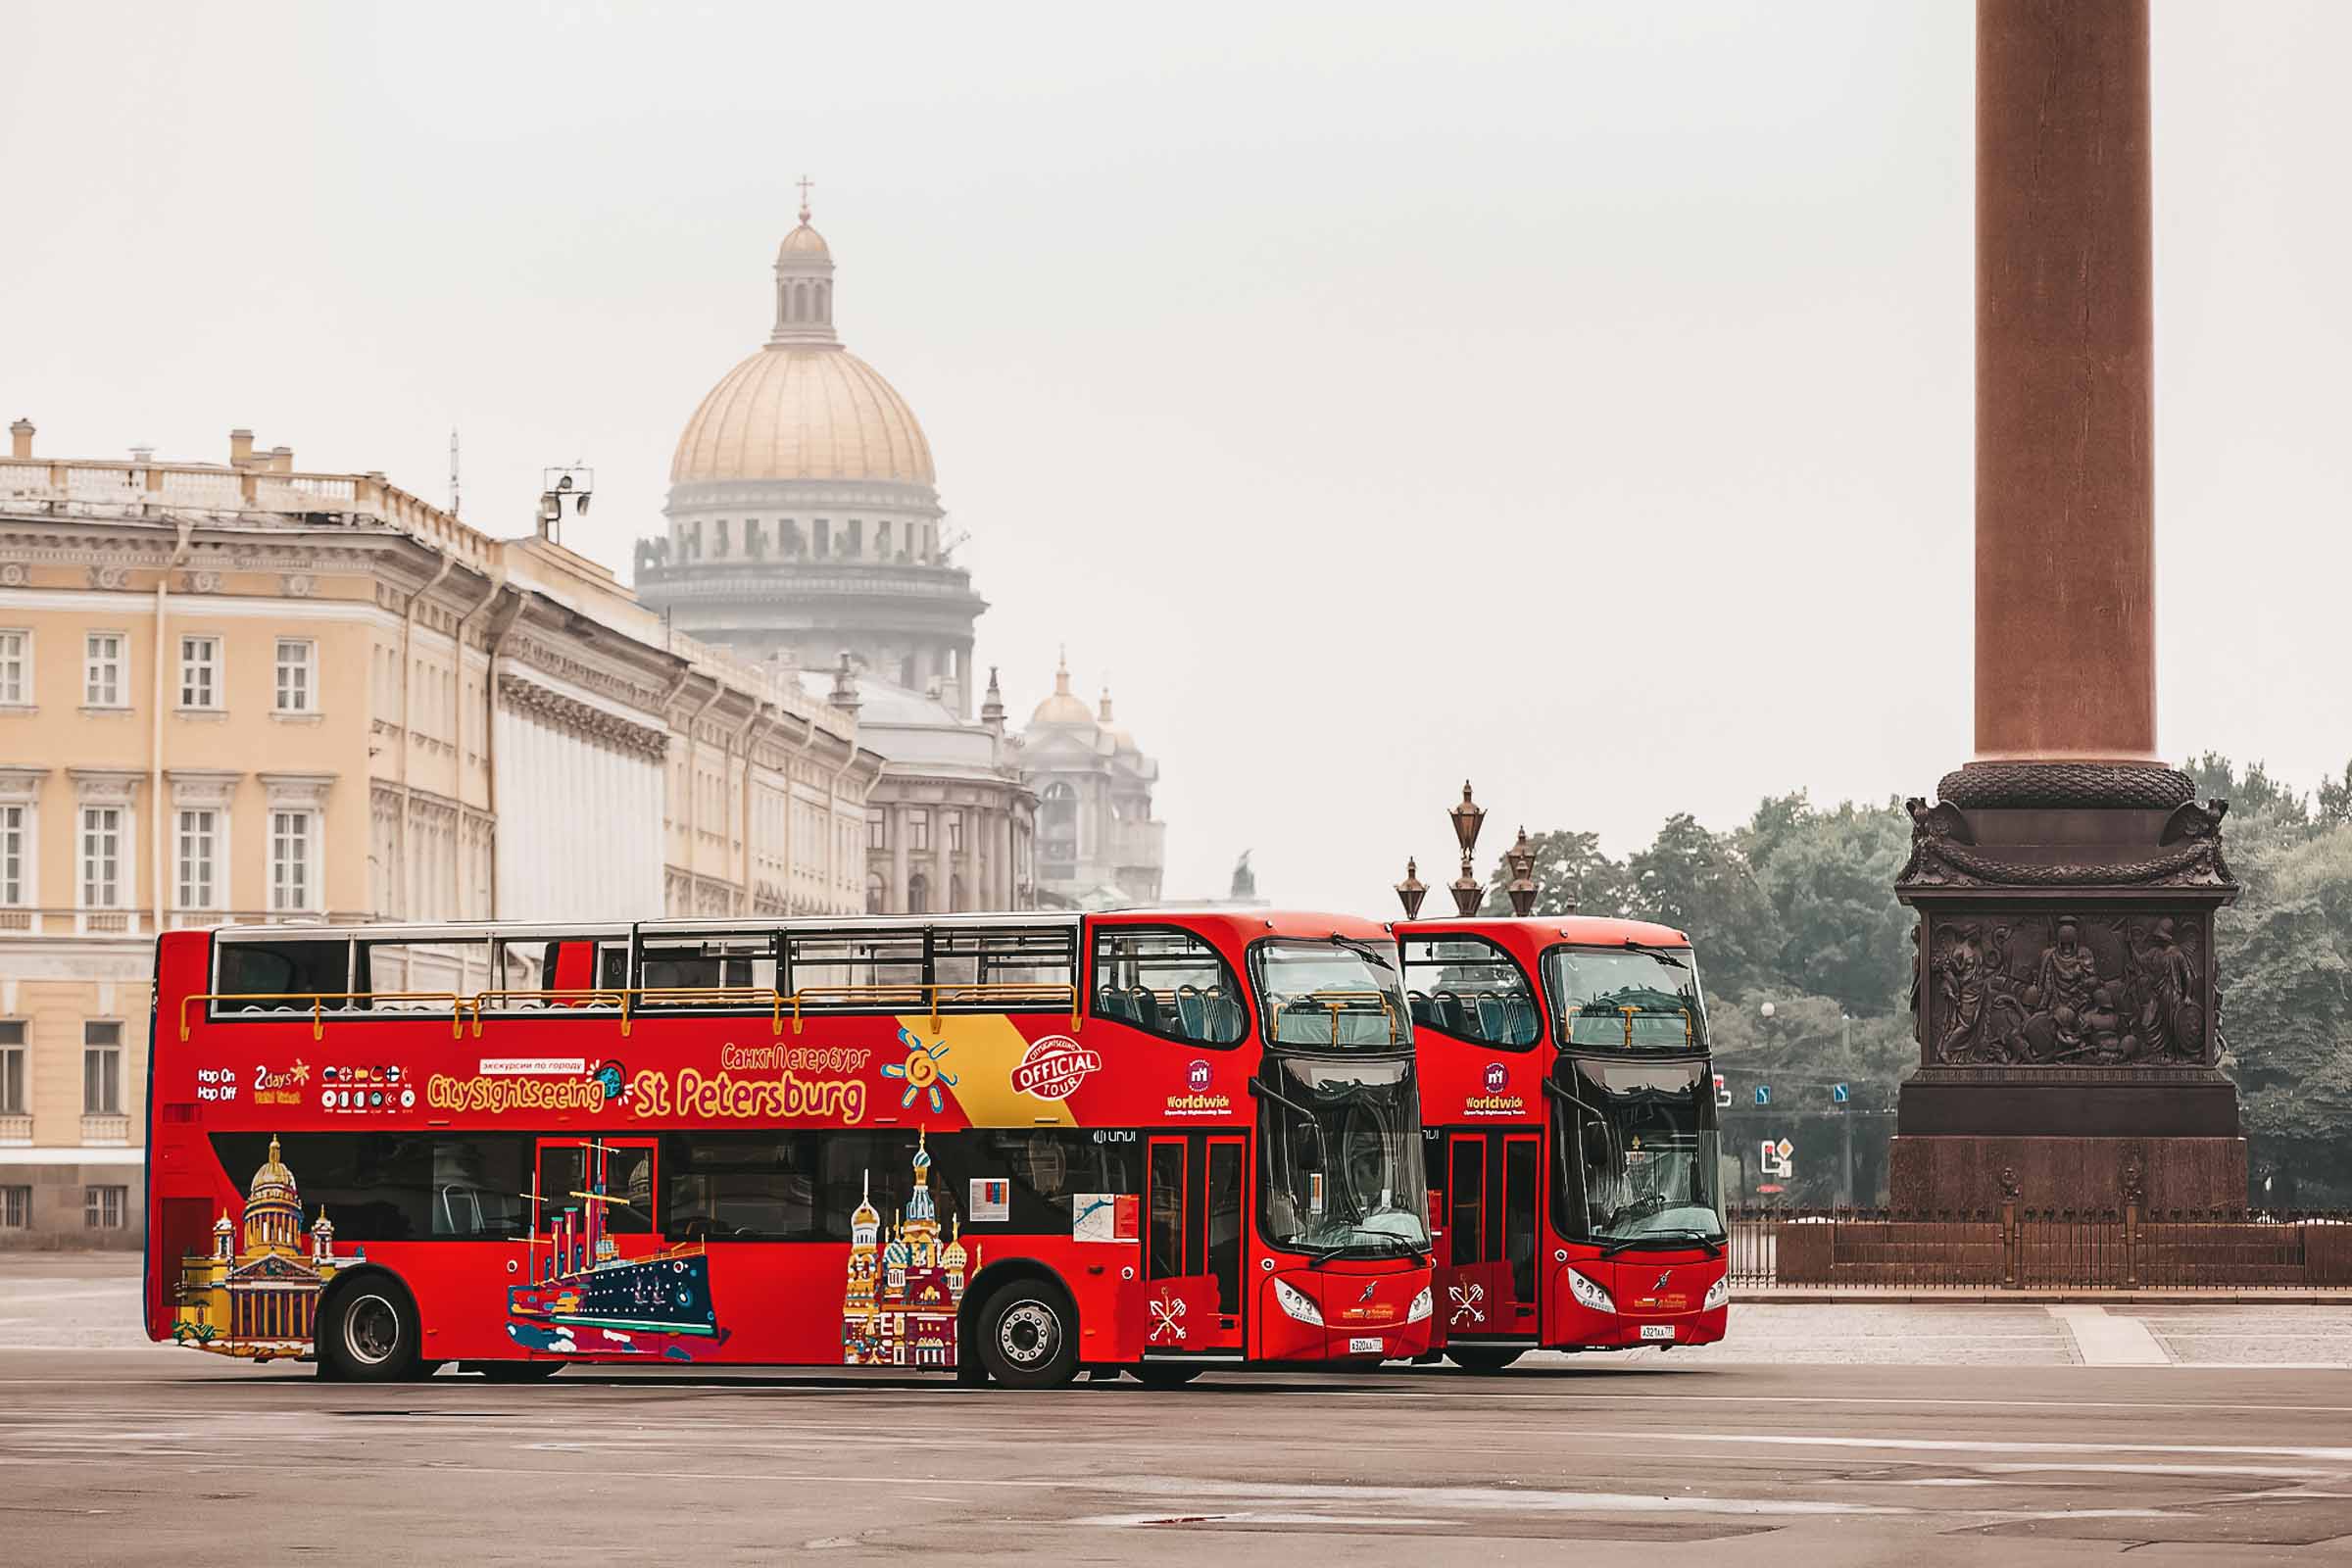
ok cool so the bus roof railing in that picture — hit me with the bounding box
[180,981,1086,1041]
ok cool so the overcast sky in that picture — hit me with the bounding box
[6,3,2346,911]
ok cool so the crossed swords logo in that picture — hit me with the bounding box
[1149,1292,1189,1344]
[1448,1280,1486,1326]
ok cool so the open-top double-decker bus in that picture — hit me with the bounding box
[142,908,1433,1386]
[1398,915,1727,1369]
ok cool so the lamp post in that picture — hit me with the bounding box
[1503,826,1539,916]
[1395,858,1428,920]
[1447,780,1486,916]
[537,466,594,546]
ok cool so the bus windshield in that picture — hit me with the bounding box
[1253,938,1411,1049]
[1550,1057,1725,1249]
[1258,1054,1431,1259]
[1544,944,1707,1051]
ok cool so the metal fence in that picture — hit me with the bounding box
[1728,1204,2352,1290]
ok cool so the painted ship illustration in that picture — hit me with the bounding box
[505,1141,730,1363]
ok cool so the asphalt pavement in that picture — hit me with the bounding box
[4,1254,2350,1565]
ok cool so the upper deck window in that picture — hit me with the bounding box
[1543,943,1707,1052]
[784,929,928,1000]
[1091,926,1247,1047]
[932,925,1077,997]
[636,930,781,1006]
[214,937,352,1009]
[1251,938,1411,1051]
[1401,935,1540,1050]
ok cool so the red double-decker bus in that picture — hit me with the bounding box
[142,909,1433,1387]
[1399,916,1727,1369]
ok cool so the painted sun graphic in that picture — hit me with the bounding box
[880,1027,956,1113]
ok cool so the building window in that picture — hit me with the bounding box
[80,807,122,908]
[813,519,831,559]
[178,634,220,709]
[0,804,25,906]
[866,808,888,851]
[83,1021,122,1115]
[715,518,731,557]
[844,519,862,559]
[270,809,316,911]
[1,1186,27,1229]
[0,628,27,705]
[907,872,929,915]
[84,632,124,708]
[84,1185,126,1230]
[864,870,886,915]
[274,639,316,713]
[0,1020,24,1115]
[948,811,963,854]
[176,808,220,910]
[907,809,930,852]
[877,521,894,559]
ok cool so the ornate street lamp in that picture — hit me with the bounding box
[1448,780,1487,916]
[1504,826,1539,916]
[1395,858,1428,920]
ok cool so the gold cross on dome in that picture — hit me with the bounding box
[796,173,815,220]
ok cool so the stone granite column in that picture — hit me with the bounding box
[1890,0,2244,1213]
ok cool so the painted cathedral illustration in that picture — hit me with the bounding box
[842,1130,975,1368]
[174,1135,344,1358]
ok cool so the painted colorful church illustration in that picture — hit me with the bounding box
[173,1135,343,1359]
[842,1130,975,1368]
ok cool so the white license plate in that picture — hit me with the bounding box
[1348,1336,1384,1355]
[1639,1323,1676,1341]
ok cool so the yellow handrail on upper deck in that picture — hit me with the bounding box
[176,992,471,1043]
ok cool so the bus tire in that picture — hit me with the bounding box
[1444,1346,1525,1373]
[975,1281,1078,1389]
[318,1280,420,1383]
[476,1361,564,1383]
[1129,1362,1203,1388]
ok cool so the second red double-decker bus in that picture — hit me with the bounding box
[1399,916,1728,1369]
[142,908,1433,1387]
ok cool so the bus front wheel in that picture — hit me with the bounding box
[318,1284,420,1383]
[1445,1346,1525,1373]
[976,1282,1078,1389]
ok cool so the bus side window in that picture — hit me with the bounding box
[215,939,350,1011]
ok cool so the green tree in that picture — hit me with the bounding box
[1623,813,1776,999]
[2224,823,2352,1204]
[1742,797,1915,1015]
[1476,828,1631,918]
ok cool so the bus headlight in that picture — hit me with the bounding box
[1406,1286,1433,1324]
[1703,1275,1731,1312]
[1566,1268,1617,1314]
[1273,1277,1324,1326]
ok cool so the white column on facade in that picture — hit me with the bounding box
[890,805,909,913]
[962,807,983,912]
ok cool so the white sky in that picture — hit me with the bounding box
[5,3,2345,910]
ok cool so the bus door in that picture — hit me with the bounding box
[1439,1130,1541,1341]
[1144,1133,1246,1354]
[530,1136,661,1279]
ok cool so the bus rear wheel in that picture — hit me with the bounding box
[474,1361,565,1383]
[976,1281,1078,1389]
[1444,1346,1526,1373]
[1129,1362,1204,1388]
[318,1284,419,1383]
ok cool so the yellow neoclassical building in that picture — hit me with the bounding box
[172,1134,341,1358]
[0,422,884,1244]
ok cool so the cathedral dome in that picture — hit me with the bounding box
[778,220,831,259]
[669,195,936,490]
[1029,655,1092,727]
[670,347,935,487]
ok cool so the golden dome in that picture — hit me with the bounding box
[248,1135,297,1200]
[1029,652,1092,727]
[778,220,831,258]
[670,346,936,487]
